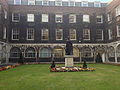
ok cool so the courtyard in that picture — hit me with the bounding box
[0,64,120,90]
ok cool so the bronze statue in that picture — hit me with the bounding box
[65,39,73,55]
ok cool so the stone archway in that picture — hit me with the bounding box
[95,46,105,63]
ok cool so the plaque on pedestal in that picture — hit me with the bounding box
[65,55,74,67]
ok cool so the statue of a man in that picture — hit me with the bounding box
[65,38,73,55]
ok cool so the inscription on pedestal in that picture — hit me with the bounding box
[65,56,74,67]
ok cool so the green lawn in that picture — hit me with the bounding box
[0,64,120,90]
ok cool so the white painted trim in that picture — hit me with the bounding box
[12,13,20,22]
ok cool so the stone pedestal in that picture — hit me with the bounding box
[65,55,74,67]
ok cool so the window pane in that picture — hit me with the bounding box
[83,15,90,22]
[70,29,76,40]
[69,1,75,6]
[83,29,90,40]
[94,2,101,7]
[14,0,21,5]
[56,14,63,23]
[96,29,103,40]
[28,0,35,5]
[40,48,51,58]
[27,14,34,22]
[81,48,92,57]
[56,29,63,40]
[12,28,19,40]
[12,13,20,22]
[10,48,20,57]
[42,14,48,22]
[55,1,62,6]
[54,48,64,58]
[41,29,49,40]
[27,28,34,40]
[25,48,35,57]
[69,14,76,23]
[96,15,103,23]
[82,1,88,7]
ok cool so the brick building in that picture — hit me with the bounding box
[0,0,120,64]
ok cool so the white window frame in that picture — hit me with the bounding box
[94,2,101,7]
[14,0,21,5]
[96,29,103,41]
[83,29,90,40]
[55,14,63,23]
[96,15,103,23]
[83,15,90,23]
[27,14,34,22]
[12,13,20,22]
[81,1,88,7]
[12,28,19,40]
[116,5,120,16]
[28,0,35,5]
[55,0,62,6]
[117,25,120,37]
[3,27,7,39]
[56,29,63,40]
[42,14,49,22]
[27,28,34,40]
[69,29,76,40]
[108,29,112,40]
[41,29,49,40]
[69,14,76,23]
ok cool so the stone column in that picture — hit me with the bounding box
[79,47,81,63]
[105,48,109,63]
[93,47,96,63]
[114,47,118,63]
[5,44,9,64]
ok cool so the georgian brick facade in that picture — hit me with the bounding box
[0,0,120,63]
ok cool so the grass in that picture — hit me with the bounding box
[0,64,120,90]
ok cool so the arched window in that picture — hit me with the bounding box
[10,47,21,58]
[54,47,64,58]
[117,45,120,57]
[40,48,51,58]
[81,47,92,57]
[73,47,79,57]
[25,47,36,58]
[108,47,115,57]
